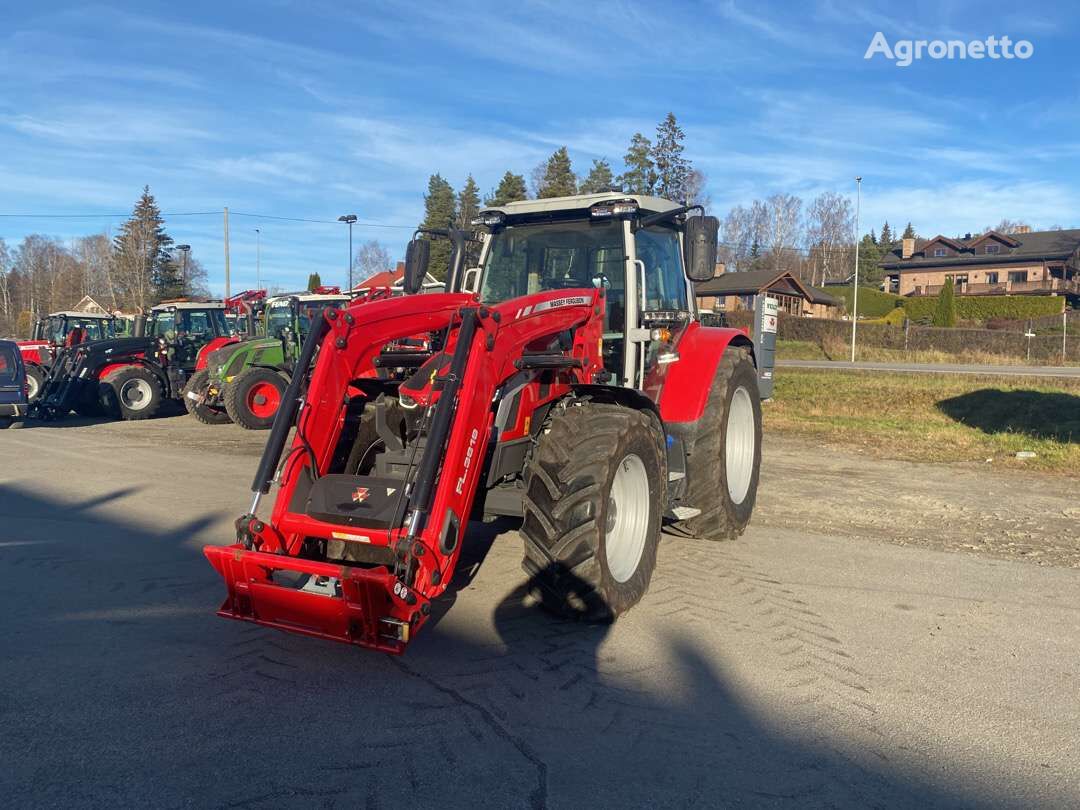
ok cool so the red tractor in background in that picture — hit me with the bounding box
[224,289,267,336]
[204,193,765,654]
[14,311,120,402]
[34,300,238,421]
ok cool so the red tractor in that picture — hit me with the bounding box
[34,301,238,421]
[14,311,120,402]
[204,193,764,653]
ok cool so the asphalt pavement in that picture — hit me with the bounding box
[778,358,1080,378]
[2,421,1079,808]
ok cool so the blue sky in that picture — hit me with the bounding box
[1,1,1077,294]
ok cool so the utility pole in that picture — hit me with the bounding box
[850,176,862,363]
[223,207,231,301]
[255,228,261,291]
[338,214,357,290]
[176,244,191,294]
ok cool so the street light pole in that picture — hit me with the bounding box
[338,214,358,290]
[176,244,191,294]
[254,228,261,290]
[850,176,862,363]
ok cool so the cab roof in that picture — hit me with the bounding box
[47,311,113,319]
[151,301,226,311]
[266,293,351,304]
[482,191,683,219]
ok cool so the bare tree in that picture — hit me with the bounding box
[985,218,1032,234]
[355,240,393,284]
[684,169,710,209]
[806,192,854,286]
[763,193,803,273]
[0,238,11,321]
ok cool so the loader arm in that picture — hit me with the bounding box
[204,288,605,652]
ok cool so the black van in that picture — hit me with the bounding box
[0,339,28,428]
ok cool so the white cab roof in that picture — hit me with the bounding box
[483,191,683,218]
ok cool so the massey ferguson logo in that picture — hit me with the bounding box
[351,487,370,503]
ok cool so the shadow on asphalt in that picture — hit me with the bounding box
[21,400,189,428]
[0,483,1017,808]
[937,388,1080,443]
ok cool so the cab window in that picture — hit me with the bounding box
[635,226,689,314]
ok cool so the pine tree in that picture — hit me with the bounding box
[651,112,691,200]
[306,272,322,291]
[879,221,893,248]
[618,133,656,195]
[902,222,916,240]
[419,174,457,281]
[112,185,175,310]
[933,277,956,327]
[579,159,615,194]
[537,147,577,199]
[455,175,481,230]
[857,233,884,289]
[485,172,528,206]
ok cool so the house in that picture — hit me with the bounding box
[353,262,443,293]
[353,263,405,290]
[71,295,109,315]
[880,228,1080,301]
[695,267,840,318]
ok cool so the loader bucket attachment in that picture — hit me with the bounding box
[203,545,429,654]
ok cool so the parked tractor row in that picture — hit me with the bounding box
[4,193,771,657]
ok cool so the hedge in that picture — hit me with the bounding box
[834,286,905,318]
[904,295,1064,324]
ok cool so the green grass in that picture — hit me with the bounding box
[765,369,1080,475]
[775,339,827,360]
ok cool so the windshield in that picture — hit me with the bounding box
[266,301,293,338]
[46,316,115,344]
[148,308,227,338]
[480,220,623,307]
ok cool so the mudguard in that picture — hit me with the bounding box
[657,321,754,424]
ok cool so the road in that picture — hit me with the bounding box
[778,358,1080,378]
[2,418,1079,808]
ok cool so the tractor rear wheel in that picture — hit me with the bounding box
[100,366,163,421]
[520,402,666,621]
[676,346,761,541]
[183,369,231,425]
[225,367,287,430]
[25,364,45,403]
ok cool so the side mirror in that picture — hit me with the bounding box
[461,267,481,294]
[684,215,720,282]
[403,238,430,296]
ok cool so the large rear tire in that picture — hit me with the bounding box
[100,366,164,421]
[225,367,287,430]
[520,402,666,621]
[677,346,762,541]
[183,369,232,425]
[25,364,45,403]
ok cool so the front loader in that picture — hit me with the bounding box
[204,193,765,653]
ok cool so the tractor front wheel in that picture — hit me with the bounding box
[25,364,45,403]
[676,345,762,541]
[520,402,666,621]
[183,369,232,425]
[100,366,164,421]
[225,367,287,430]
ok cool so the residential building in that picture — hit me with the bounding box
[695,267,840,318]
[880,228,1080,301]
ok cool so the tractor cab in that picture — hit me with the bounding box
[464,193,720,391]
[31,311,118,347]
[265,292,351,353]
[146,302,230,369]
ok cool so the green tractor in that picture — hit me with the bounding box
[183,291,351,429]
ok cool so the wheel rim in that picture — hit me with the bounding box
[726,386,755,505]
[119,378,153,410]
[246,380,281,419]
[604,453,650,584]
[26,372,39,401]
